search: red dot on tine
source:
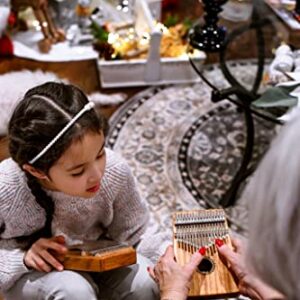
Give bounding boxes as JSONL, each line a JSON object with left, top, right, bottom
{"left": 215, "top": 238, "right": 224, "bottom": 247}
{"left": 199, "top": 246, "right": 206, "bottom": 255}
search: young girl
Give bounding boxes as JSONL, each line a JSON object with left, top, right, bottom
{"left": 0, "top": 82, "right": 159, "bottom": 299}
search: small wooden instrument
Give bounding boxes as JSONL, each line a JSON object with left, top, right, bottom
{"left": 173, "top": 209, "right": 239, "bottom": 298}
{"left": 58, "top": 240, "right": 137, "bottom": 272}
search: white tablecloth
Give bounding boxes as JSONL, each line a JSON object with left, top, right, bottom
{"left": 12, "top": 31, "right": 98, "bottom": 62}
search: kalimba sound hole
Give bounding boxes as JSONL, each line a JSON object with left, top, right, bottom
{"left": 197, "top": 257, "right": 215, "bottom": 274}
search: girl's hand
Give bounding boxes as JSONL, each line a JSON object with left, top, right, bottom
{"left": 24, "top": 235, "right": 67, "bottom": 272}
{"left": 147, "top": 245, "right": 204, "bottom": 300}
{"left": 217, "top": 238, "right": 284, "bottom": 300}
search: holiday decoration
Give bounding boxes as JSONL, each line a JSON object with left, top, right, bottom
{"left": 0, "top": 5, "right": 14, "bottom": 56}
{"left": 10, "top": 0, "right": 65, "bottom": 53}
{"left": 162, "top": 0, "right": 179, "bottom": 10}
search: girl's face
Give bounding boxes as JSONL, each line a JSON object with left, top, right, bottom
{"left": 45, "top": 131, "right": 106, "bottom": 198}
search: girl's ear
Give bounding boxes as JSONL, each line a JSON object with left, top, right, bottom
{"left": 22, "top": 164, "right": 49, "bottom": 180}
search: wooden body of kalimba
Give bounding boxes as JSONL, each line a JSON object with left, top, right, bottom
{"left": 173, "top": 209, "right": 239, "bottom": 298}
{"left": 57, "top": 241, "right": 137, "bottom": 272}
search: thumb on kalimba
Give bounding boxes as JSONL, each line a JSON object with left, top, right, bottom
{"left": 183, "top": 250, "right": 204, "bottom": 277}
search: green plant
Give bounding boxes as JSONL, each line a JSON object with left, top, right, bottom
{"left": 164, "top": 14, "right": 179, "bottom": 27}
{"left": 90, "top": 21, "right": 109, "bottom": 42}
{"left": 252, "top": 82, "right": 300, "bottom": 117}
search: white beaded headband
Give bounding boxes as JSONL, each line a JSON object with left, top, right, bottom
{"left": 29, "top": 102, "right": 95, "bottom": 164}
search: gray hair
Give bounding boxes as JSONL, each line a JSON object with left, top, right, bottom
{"left": 245, "top": 114, "right": 300, "bottom": 298}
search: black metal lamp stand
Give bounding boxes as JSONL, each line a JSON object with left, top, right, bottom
{"left": 296, "top": 0, "right": 300, "bottom": 13}
{"left": 293, "top": 0, "right": 300, "bottom": 21}
{"left": 189, "top": 1, "right": 281, "bottom": 207}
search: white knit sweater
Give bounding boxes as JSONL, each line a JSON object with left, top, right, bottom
{"left": 0, "top": 148, "right": 149, "bottom": 292}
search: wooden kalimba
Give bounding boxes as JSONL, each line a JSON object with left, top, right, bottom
{"left": 173, "top": 209, "right": 239, "bottom": 298}
{"left": 57, "top": 240, "right": 137, "bottom": 272}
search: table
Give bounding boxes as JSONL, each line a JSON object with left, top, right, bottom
{"left": 264, "top": 0, "right": 300, "bottom": 48}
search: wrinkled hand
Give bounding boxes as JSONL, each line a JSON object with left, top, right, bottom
{"left": 24, "top": 235, "right": 67, "bottom": 272}
{"left": 148, "top": 245, "right": 203, "bottom": 300}
{"left": 218, "top": 238, "right": 284, "bottom": 300}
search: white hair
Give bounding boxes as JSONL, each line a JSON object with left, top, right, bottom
{"left": 245, "top": 114, "right": 300, "bottom": 298}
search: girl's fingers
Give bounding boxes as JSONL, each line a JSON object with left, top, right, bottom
{"left": 40, "top": 249, "right": 64, "bottom": 271}
{"left": 42, "top": 240, "right": 68, "bottom": 254}
{"left": 52, "top": 235, "right": 66, "bottom": 245}
{"left": 31, "top": 255, "right": 52, "bottom": 273}
{"left": 25, "top": 237, "right": 68, "bottom": 272}
{"left": 32, "top": 239, "right": 67, "bottom": 255}
{"left": 24, "top": 255, "right": 37, "bottom": 271}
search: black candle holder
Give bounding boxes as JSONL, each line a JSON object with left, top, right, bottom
{"left": 189, "top": 0, "right": 228, "bottom": 52}
{"left": 295, "top": 0, "right": 300, "bottom": 13}
{"left": 293, "top": 0, "right": 300, "bottom": 22}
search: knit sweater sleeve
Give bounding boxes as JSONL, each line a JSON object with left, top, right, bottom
{"left": 106, "top": 159, "right": 149, "bottom": 246}
{"left": 0, "top": 237, "right": 30, "bottom": 292}
{"left": 0, "top": 159, "right": 44, "bottom": 292}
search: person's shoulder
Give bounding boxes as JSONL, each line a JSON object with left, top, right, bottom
{"left": 0, "top": 158, "right": 29, "bottom": 203}
{"left": 0, "top": 158, "right": 24, "bottom": 179}
{"left": 105, "top": 148, "right": 132, "bottom": 180}
{"left": 105, "top": 148, "right": 128, "bottom": 169}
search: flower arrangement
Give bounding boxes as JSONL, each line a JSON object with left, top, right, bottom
{"left": 91, "top": 18, "right": 193, "bottom": 61}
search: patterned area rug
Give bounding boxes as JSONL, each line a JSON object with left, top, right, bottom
{"left": 106, "top": 60, "right": 276, "bottom": 263}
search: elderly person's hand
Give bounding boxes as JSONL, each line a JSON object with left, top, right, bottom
{"left": 217, "top": 238, "right": 285, "bottom": 300}
{"left": 147, "top": 245, "right": 204, "bottom": 300}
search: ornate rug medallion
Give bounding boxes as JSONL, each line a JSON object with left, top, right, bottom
{"left": 106, "top": 60, "right": 276, "bottom": 261}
